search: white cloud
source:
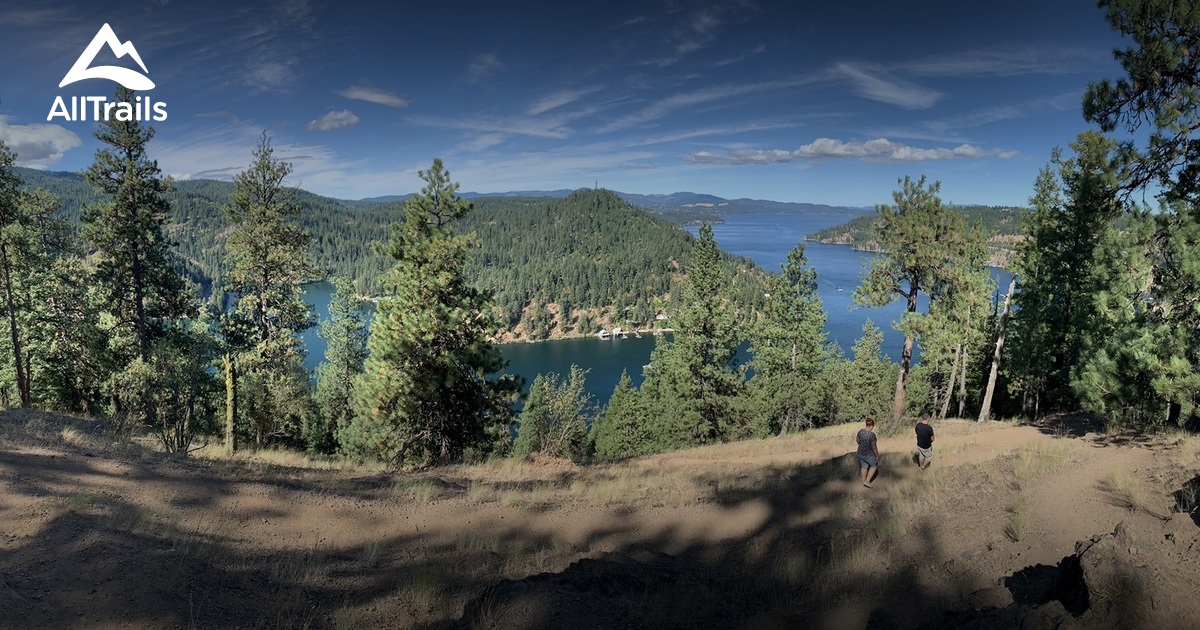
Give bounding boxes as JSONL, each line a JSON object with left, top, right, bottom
{"left": 0, "top": 117, "right": 82, "bottom": 168}
{"left": 307, "top": 109, "right": 360, "bottom": 131}
{"left": 598, "top": 78, "right": 809, "bottom": 132}
{"left": 466, "top": 53, "right": 503, "bottom": 84}
{"left": 832, "top": 62, "right": 941, "bottom": 109}
{"left": 684, "top": 137, "right": 1017, "bottom": 165}
{"left": 528, "top": 87, "right": 602, "bottom": 116}
{"left": 408, "top": 114, "right": 573, "bottom": 140}
{"left": 462, "top": 133, "right": 507, "bottom": 152}
{"left": 337, "top": 86, "right": 409, "bottom": 108}
{"left": 714, "top": 44, "right": 766, "bottom": 67}
{"left": 244, "top": 60, "right": 297, "bottom": 92}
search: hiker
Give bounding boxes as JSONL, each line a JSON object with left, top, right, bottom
{"left": 856, "top": 418, "right": 879, "bottom": 488}
{"left": 916, "top": 412, "right": 934, "bottom": 470}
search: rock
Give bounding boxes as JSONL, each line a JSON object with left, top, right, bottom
{"left": 1074, "top": 521, "right": 1152, "bottom": 628}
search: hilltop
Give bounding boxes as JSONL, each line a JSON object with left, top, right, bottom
{"left": 2, "top": 410, "right": 1197, "bottom": 628}
{"left": 13, "top": 168, "right": 767, "bottom": 342}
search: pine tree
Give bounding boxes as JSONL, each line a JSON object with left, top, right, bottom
{"left": 589, "top": 370, "right": 652, "bottom": 460}
{"left": 1007, "top": 132, "right": 1128, "bottom": 416}
{"left": 749, "top": 243, "right": 828, "bottom": 435}
{"left": 222, "top": 132, "right": 316, "bottom": 449}
{"left": 313, "top": 277, "right": 367, "bottom": 453}
{"left": 512, "top": 366, "right": 591, "bottom": 462}
{"left": 832, "top": 320, "right": 897, "bottom": 425}
{"left": 640, "top": 223, "right": 745, "bottom": 446}
{"left": 1083, "top": 0, "right": 1200, "bottom": 202}
{"left": 0, "top": 127, "right": 30, "bottom": 406}
{"left": 82, "top": 86, "right": 193, "bottom": 423}
{"left": 854, "top": 176, "right": 985, "bottom": 425}
{"left": 344, "top": 159, "right": 520, "bottom": 468}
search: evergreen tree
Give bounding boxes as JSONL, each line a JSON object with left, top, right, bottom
{"left": 831, "top": 320, "right": 897, "bottom": 425}
{"left": 748, "top": 243, "right": 828, "bottom": 435}
{"left": 640, "top": 223, "right": 745, "bottom": 447}
{"left": 589, "top": 371, "right": 652, "bottom": 460}
{"left": 82, "top": 86, "right": 192, "bottom": 423}
{"left": 312, "top": 277, "right": 367, "bottom": 453}
{"left": 1007, "top": 133, "right": 1128, "bottom": 415}
{"left": 0, "top": 127, "right": 30, "bottom": 406}
{"left": 344, "top": 159, "right": 520, "bottom": 468}
{"left": 854, "top": 176, "right": 985, "bottom": 425}
{"left": 1083, "top": 0, "right": 1200, "bottom": 202}
{"left": 222, "top": 132, "right": 316, "bottom": 449}
{"left": 1070, "top": 209, "right": 1160, "bottom": 426}
{"left": 512, "top": 366, "right": 591, "bottom": 462}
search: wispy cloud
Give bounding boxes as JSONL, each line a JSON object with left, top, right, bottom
{"left": 244, "top": 60, "right": 297, "bottom": 92}
{"left": 337, "top": 86, "right": 409, "bottom": 108}
{"left": 0, "top": 116, "right": 82, "bottom": 168}
{"left": 466, "top": 53, "right": 503, "bottom": 84}
{"left": 307, "top": 109, "right": 359, "bottom": 131}
{"left": 0, "top": 7, "right": 70, "bottom": 26}
{"left": 897, "top": 47, "right": 1108, "bottom": 78}
{"left": 831, "top": 62, "right": 941, "bottom": 109}
{"left": 642, "top": 7, "right": 732, "bottom": 67}
{"left": 598, "top": 78, "right": 809, "bottom": 132}
{"left": 407, "top": 114, "right": 573, "bottom": 140}
{"left": 628, "top": 120, "right": 802, "bottom": 147}
{"left": 528, "top": 87, "right": 602, "bottom": 116}
{"left": 684, "top": 137, "right": 1017, "bottom": 165}
{"left": 462, "top": 133, "right": 506, "bottom": 152}
{"left": 714, "top": 44, "right": 766, "bottom": 67}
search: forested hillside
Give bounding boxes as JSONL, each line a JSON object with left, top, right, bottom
{"left": 15, "top": 168, "right": 764, "bottom": 341}
{"left": 805, "top": 205, "right": 1023, "bottom": 266}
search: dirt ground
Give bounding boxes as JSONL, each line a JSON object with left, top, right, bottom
{"left": 2, "top": 409, "right": 1199, "bottom": 629}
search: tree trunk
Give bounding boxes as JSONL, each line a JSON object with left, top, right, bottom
{"left": 891, "top": 288, "right": 918, "bottom": 424}
{"left": 940, "top": 344, "right": 961, "bottom": 419}
{"left": 224, "top": 353, "right": 237, "bottom": 454}
{"left": 957, "top": 345, "right": 969, "bottom": 418}
{"left": 0, "top": 242, "right": 29, "bottom": 407}
{"left": 979, "top": 276, "right": 1016, "bottom": 422}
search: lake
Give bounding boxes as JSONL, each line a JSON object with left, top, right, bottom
{"left": 301, "top": 212, "right": 1014, "bottom": 406}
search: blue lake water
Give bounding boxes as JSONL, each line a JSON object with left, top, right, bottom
{"left": 301, "top": 212, "right": 1013, "bottom": 407}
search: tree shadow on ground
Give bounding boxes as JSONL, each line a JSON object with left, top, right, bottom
{"left": 1027, "top": 412, "right": 1105, "bottom": 439}
{"left": 0, "top": 412, "right": 978, "bottom": 629}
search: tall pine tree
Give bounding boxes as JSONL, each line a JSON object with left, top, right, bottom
{"left": 345, "top": 159, "right": 520, "bottom": 468}
{"left": 641, "top": 223, "right": 745, "bottom": 446}
{"left": 854, "top": 176, "right": 985, "bottom": 425}
{"left": 82, "top": 86, "right": 192, "bottom": 422}
{"left": 749, "top": 243, "right": 828, "bottom": 435}
{"left": 222, "top": 132, "right": 316, "bottom": 449}
{"left": 313, "top": 277, "right": 367, "bottom": 453}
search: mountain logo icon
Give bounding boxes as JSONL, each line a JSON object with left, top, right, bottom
{"left": 59, "top": 23, "right": 155, "bottom": 90}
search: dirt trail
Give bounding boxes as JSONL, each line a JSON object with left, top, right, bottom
{"left": 1, "top": 411, "right": 1198, "bottom": 629}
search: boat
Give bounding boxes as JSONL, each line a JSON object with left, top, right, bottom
{"left": 598, "top": 328, "right": 610, "bottom": 340}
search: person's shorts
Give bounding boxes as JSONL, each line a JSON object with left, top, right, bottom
{"left": 917, "top": 446, "right": 933, "bottom": 460}
{"left": 857, "top": 453, "right": 878, "bottom": 468}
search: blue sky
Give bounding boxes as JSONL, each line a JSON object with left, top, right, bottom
{"left": 0, "top": 0, "right": 1128, "bottom": 206}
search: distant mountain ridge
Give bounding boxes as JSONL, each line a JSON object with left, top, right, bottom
{"left": 359, "top": 188, "right": 871, "bottom": 220}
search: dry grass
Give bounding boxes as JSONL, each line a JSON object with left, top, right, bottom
{"left": 1004, "top": 498, "right": 1026, "bottom": 542}
{"left": 190, "top": 444, "right": 385, "bottom": 473}
{"left": 1102, "top": 469, "right": 1169, "bottom": 519}
{"left": 1012, "top": 440, "right": 1078, "bottom": 490}
{"left": 393, "top": 477, "right": 440, "bottom": 502}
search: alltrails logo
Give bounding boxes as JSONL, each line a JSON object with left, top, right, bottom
{"left": 47, "top": 23, "right": 168, "bottom": 122}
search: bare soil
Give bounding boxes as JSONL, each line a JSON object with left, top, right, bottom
{"left": 2, "top": 409, "right": 1199, "bottom": 629}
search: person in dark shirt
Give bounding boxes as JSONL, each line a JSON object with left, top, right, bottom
{"left": 915, "top": 412, "right": 934, "bottom": 470}
{"left": 856, "top": 418, "right": 879, "bottom": 488}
